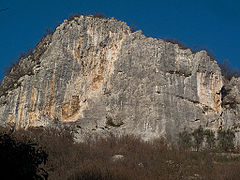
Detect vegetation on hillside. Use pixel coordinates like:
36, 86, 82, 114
0, 129, 48, 179
0, 126, 240, 180
219, 59, 240, 80
68, 12, 106, 21
179, 126, 236, 152
164, 38, 216, 60
0, 28, 53, 97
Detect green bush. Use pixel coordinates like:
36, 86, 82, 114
217, 129, 235, 152
192, 126, 204, 151
204, 129, 216, 150
179, 130, 192, 150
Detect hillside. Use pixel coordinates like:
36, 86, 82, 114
0, 15, 240, 143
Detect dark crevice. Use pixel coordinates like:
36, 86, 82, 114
220, 85, 238, 109
167, 70, 191, 77
220, 86, 229, 102
176, 95, 215, 113
106, 116, 123, 127
176, 95, 200, 104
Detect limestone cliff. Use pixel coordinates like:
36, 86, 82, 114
0, 15, 239, 143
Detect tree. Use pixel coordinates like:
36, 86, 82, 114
219, 59, 240, 80
204, 129, 216, 150
0, 133, 48, 179
130, 24, 136, 33
192, 126, 204, 151
179, 130, 192, 150
217, 129, 235, 152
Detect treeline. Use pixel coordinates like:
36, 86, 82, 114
219, 60, 240, 80
179, 126, 235, 152
1, 126, 240, 180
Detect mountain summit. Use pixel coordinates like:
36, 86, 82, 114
0, 15, 240, 142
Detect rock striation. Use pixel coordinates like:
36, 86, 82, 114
0, 15, 240, 143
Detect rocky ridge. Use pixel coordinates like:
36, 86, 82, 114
0, 15, 240, 143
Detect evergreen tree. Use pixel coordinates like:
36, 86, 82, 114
217, 129, 235, 152
179, 130, 192, 150
192, 126, 204, 151
204, 129, 216, 150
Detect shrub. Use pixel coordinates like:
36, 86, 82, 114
68, 13, 83, 21
200, 46, 216, 60
3, 47, 33, 76
106, 116, 123, 127
68, 12, 106, 22
67, 163, 138, 180
164, 39, 217, 61
179, 130, 192, 150
204, 129, 216, 150
1, 126, 240, 179
192, 125, 204, 151
44, 27, 54, 36
3, 59, 20, 76
0, 133, 48, 179
92, 12, 106, 19
217, 129, 235, 152
0, 29, 53, 96
219, 59, 240, 80
130, 24, 136, 33
164, 38, 189, 50
11, 127, 76, 180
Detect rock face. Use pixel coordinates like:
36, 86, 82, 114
0, 15, 239, 142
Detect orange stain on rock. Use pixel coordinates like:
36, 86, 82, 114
28, 87, 37, 127
75, 37, 82, 60
91, 74, 104, 89
197, 73, 222, 114
16, 92, 26, 129
62, 95, 81, 120
28, 112, 39, 127
30, 88, 36, 111
7, 114, 15, 127
44, 72, 55, 118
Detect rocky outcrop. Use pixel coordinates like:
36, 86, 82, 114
0, 15, 239, 143
220, 77, 240, 144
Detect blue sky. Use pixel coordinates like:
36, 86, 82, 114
0, 0, 240, 80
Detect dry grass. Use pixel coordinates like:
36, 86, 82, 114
1, 126, 240, 180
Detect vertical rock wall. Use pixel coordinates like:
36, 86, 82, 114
0, 16, 130, 130
0, 15, 238, 142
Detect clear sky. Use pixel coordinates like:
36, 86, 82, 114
0, 0, 240, 80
